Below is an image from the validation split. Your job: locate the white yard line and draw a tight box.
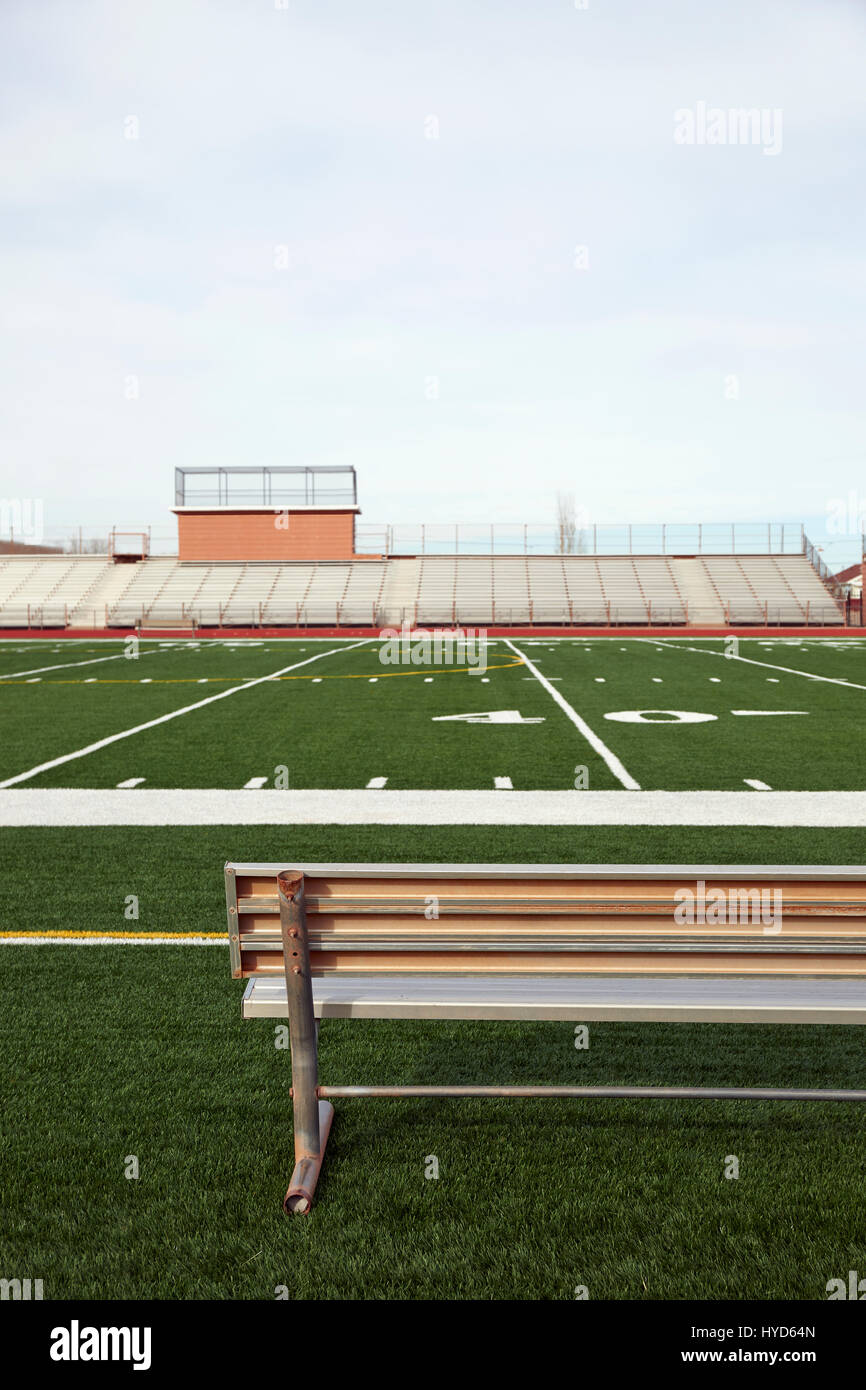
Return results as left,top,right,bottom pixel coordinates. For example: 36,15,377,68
0,638,372,788
731,710,808,717
642,637,866,690
744,779,772,790
366,776,388,788
2,788,866,826
504,637,640,790
0,648,162,680
494,776,514,790
0,934,225,946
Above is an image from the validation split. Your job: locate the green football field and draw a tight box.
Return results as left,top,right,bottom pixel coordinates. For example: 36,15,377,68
1,633,865,790
1,635,865,1300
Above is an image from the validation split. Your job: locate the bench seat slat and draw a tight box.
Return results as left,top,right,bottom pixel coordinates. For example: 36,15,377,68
242,974,866,1024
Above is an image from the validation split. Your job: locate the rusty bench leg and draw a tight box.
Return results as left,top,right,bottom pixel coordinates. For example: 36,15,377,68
278,870,334,1214
285,1100,334,1214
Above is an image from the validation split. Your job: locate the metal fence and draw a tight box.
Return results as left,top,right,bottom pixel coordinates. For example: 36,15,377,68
354,522,807,557
0,525,178,556
174,466,357,509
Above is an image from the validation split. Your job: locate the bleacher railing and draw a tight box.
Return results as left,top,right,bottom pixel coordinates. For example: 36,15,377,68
355,522,806,556
0,599,852,630
803,533,845,598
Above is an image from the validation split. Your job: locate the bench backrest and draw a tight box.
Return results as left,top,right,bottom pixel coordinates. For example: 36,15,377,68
225,864,866,980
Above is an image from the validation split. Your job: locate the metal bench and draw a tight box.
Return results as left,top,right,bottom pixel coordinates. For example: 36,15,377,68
225,863,866,1212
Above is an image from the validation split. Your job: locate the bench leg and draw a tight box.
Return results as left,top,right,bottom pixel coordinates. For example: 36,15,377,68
278,870,334,1214
285,1099,334,1214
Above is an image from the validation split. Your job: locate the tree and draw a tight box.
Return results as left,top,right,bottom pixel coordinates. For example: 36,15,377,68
556,492,577,554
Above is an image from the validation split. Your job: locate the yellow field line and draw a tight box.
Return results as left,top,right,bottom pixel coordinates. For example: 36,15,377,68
0,930,225,940
0,657,523,686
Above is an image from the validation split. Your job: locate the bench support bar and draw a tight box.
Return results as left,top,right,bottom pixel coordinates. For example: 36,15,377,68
318,1085,866,1102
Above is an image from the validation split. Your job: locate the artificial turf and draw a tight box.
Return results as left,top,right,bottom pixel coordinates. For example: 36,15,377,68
3,633,865,1299
1,635,866,790
2,825,865,1300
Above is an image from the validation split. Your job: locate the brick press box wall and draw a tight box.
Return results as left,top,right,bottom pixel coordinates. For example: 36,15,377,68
172,506,362,562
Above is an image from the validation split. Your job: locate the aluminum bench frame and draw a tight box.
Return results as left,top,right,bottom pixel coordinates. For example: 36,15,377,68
225,863,866,1213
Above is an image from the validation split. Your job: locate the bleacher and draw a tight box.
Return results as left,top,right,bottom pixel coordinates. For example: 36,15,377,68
415,555,456,625
108,559,387,628
626,557,685,624
700,556,841,625
411,555,691,624
528,557,572,625
493,556,532,624
109,559,182,627
0,551,846,629
221,565,281,627
0,556,112,627
560,557,607,625
338,560,388,625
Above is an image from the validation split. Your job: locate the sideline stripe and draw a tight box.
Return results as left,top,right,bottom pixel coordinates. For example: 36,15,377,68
643,637,866,690
0,930,224,938
0,932,225,946
504,638,640,790
0,638,372,788
2,788,865,825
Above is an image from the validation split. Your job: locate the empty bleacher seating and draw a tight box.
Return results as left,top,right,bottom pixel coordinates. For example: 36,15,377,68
416,556,457,624
299,565,352,626
413,555,689,625
220,565,282,627
108,559,181,626
701,556,842,625
0,557,112,627
528,557,571,624
492,556,532,624
561,557,607,624
0,550,846,629
338,561,387,625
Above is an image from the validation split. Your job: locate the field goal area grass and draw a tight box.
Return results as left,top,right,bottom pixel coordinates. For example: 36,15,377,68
1,634,866,1298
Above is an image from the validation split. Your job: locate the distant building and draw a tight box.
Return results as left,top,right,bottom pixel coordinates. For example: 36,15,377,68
834,562,863,598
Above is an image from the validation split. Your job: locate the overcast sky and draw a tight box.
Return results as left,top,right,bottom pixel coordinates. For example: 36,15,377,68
1,0,865,563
